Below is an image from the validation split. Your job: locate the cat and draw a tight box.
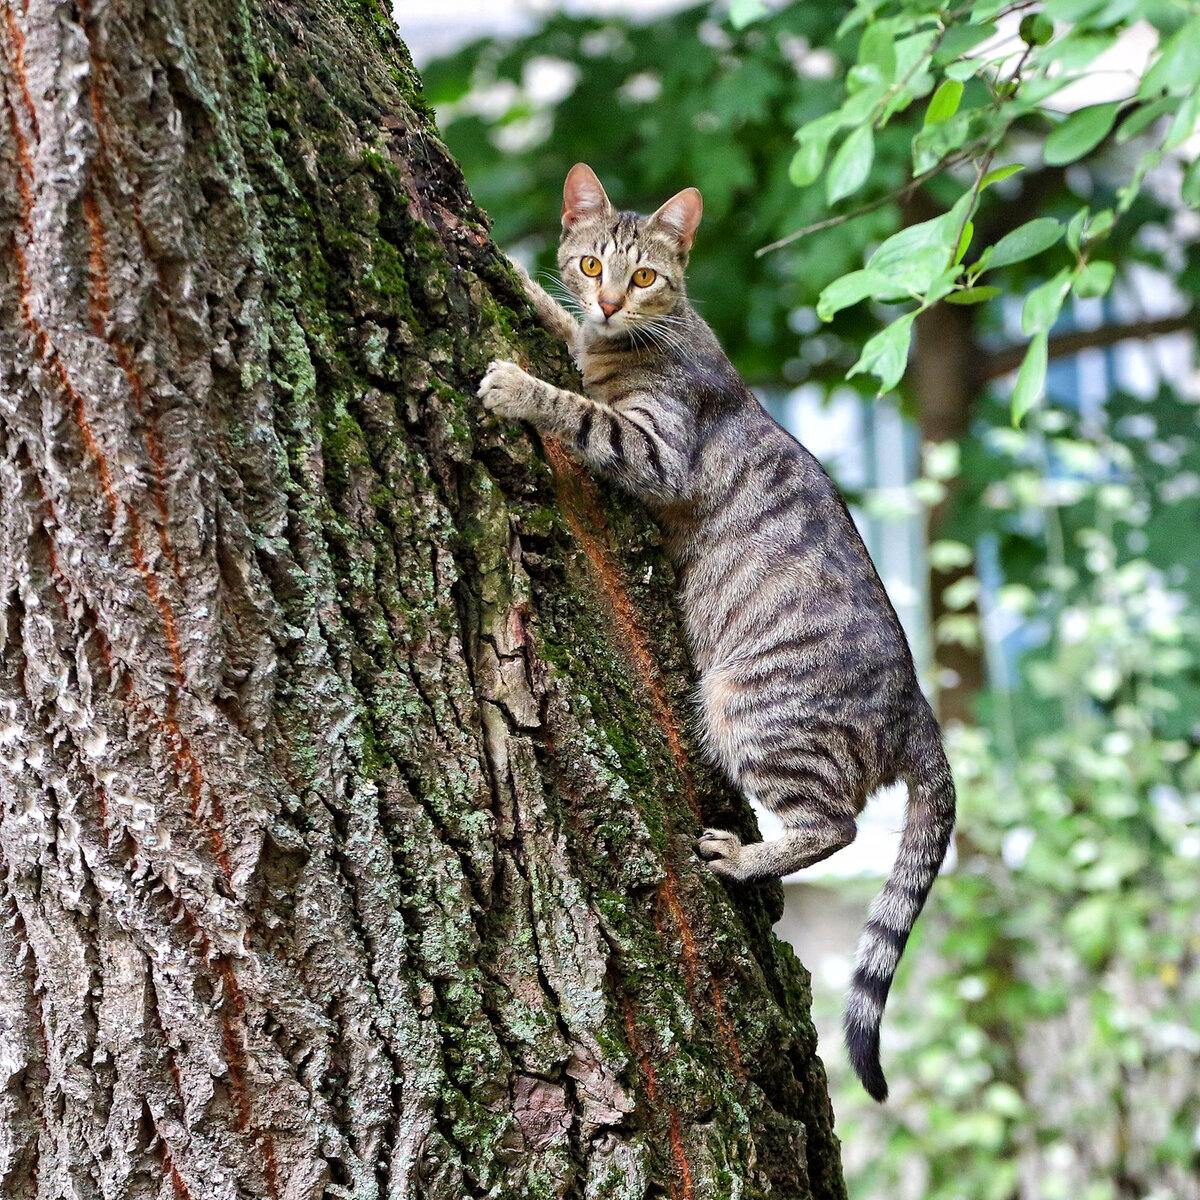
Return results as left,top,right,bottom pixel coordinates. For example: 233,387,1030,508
477,163,956,1102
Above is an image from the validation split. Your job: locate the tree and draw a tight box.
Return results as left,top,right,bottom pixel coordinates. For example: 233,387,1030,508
0,2,846,1197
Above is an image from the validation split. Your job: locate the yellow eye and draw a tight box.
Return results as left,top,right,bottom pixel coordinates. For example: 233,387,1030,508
580,255,602,278
632,267,657,287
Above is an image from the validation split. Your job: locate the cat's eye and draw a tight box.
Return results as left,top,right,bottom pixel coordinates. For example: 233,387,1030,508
632,267,657,288
580,255,602,278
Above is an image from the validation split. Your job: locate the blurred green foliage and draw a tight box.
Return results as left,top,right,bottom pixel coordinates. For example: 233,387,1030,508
422,2,1200,1195
829,385,1200,1198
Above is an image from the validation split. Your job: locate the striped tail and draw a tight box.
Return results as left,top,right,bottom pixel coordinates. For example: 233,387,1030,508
843,747,956,1102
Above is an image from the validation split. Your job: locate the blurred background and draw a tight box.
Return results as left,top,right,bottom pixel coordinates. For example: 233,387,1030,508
397,2,1199,1196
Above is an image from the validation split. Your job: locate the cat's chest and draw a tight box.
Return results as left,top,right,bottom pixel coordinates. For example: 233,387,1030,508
577,347,646,402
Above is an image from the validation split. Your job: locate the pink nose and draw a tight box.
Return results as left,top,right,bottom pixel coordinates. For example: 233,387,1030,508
599,300,621,319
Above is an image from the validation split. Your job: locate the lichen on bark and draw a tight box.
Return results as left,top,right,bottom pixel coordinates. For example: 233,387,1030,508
0,1,845,1197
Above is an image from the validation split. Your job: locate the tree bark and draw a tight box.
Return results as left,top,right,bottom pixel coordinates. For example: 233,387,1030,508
0,3,845,1198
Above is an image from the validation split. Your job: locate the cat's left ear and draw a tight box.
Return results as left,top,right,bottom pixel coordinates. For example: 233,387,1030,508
648,187,703,252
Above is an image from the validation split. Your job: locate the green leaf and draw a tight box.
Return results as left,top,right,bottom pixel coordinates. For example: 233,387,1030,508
848,311,917,394
1066,206,1113,257
858,22,897,84
925,79,964,125
985,217,1064,271
945,285,1001,305
1164,87,1200,152
866,195,973,293
1044,102,1122,166
933,22,997,66
943,58,979,83
954,220,974,264
840,83,887,125
1066,206,1089,256
793,111,846,145
1021,269,1071,336
827,124,875,205
1085,208,1114,244
1011,332,1049,425
1074,260,1114,298
980,163,1024,189
1183,156,1200,209
789,138,827,188
816,269,907,320
728,0,768,30
1115,95,1178,143
1117,149,1161,211
1138,16,1200,100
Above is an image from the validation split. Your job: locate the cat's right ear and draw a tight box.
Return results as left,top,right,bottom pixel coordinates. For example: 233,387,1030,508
562,163,611,230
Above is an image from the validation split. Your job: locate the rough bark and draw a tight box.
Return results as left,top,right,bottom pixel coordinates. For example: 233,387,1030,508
0,3,845,1198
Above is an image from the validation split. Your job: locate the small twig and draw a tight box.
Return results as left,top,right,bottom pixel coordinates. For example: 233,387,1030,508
755,149,980,257
980,311,1197,379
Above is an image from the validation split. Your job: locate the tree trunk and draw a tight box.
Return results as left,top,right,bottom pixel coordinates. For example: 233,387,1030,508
0,3,845,1198
912,301,986,726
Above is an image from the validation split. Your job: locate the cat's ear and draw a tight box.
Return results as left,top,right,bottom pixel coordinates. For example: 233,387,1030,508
648,187,703,252
562,163,612,229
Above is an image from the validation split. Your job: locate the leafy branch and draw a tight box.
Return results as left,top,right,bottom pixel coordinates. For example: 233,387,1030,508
758,0,1200,416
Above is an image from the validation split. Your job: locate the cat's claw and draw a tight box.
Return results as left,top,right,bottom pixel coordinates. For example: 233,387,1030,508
698,828,744,880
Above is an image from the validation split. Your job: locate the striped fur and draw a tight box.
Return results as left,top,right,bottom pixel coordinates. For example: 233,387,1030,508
478,164,956,1101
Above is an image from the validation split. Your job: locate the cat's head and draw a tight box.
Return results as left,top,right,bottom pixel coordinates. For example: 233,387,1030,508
557,163,702,339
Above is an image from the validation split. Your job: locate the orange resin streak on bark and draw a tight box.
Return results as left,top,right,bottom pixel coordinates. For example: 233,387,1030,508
621,996,658,1104
543,439,699,817
77,38,232,878
624,994,696,1199
658,867,699,990
5,82,230,882
543,438,746,1072
81,188,179,581
81,31,183,584
218,961,281,1200
2,4,39,141
159,1144,192,1200
709,977,743,1078
668,1110,696,1200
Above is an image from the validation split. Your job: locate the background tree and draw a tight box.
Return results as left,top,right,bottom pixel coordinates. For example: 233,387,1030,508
0,2,846,1197
422,2,1200,1196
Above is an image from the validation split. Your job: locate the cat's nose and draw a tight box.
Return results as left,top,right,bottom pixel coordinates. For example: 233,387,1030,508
598,299,622,319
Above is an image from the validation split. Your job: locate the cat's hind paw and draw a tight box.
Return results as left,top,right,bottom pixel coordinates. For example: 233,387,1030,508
698,828,746,881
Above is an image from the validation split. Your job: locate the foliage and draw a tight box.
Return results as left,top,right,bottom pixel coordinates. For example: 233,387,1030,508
826,386,1200,1199
765,0,1200,410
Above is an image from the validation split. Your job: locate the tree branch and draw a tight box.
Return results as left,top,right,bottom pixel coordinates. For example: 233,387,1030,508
980,312,1197,380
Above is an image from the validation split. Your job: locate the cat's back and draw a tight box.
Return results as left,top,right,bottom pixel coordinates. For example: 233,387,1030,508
672,384,914,686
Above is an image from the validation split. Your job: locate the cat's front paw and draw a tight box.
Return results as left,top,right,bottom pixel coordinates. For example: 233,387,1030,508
698,828,747,881
478,359,540,421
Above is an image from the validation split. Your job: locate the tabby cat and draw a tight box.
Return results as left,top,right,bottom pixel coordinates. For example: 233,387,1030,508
477,163,956,1102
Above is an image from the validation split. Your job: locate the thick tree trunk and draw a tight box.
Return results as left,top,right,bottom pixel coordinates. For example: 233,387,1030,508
0,3,845,1198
